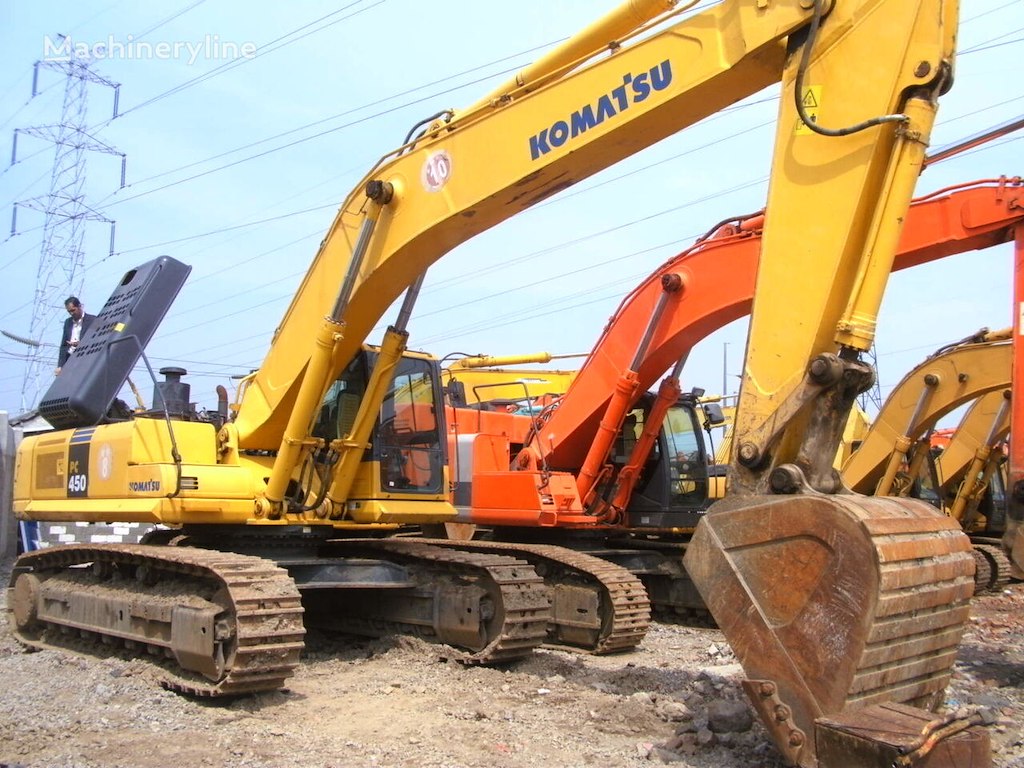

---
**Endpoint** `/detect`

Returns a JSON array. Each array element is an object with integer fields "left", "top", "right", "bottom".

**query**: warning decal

[{"left": 796, "top": 86, "right": 822, "bottom": 135}]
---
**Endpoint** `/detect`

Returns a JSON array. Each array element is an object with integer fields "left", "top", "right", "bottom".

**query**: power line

[
  {"left": 131, "top": 0, "right": 207, "bottom": 41},
  {"left": 960, "top": 35, "right": 1024, "bottom": 55},
  {"left": 91, "top": 201, "right": 337, "bottom": 262},
  {"left": 0, "top": 80, "right": 64, "bottom": 132},
  {"left": 92, "top": 63, "right": 526, "bottom": 211},
  {"left": 92, "top": 0, "right": 386, "bottom": 129},
  {"left": 100, "top": 40, "right": 563, "bottom": 196},
  {"left": 0, "top": 239, "right": 45, "bottom": 277},
  {"left": 963, "top": 0, "right": 1020, "bottom": 25}
]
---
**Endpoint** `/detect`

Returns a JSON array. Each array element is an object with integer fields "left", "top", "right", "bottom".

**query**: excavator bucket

[{"left": 684, "top": 493, "right": 975, "bottom": 768}]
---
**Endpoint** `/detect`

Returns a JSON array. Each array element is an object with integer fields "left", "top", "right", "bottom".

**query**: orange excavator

[{"left": 441, "top": 178, "right": 1024, "bottom": 621}]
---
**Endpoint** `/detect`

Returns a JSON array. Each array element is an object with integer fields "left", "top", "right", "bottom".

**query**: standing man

[{"left": 55, "top": 295, "right": 95, "bottom": 375}]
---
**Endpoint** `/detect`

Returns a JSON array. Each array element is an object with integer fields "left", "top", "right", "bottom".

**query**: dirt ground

[{"left": 1, "top": 556, "right": 1022, "bottom": 768}]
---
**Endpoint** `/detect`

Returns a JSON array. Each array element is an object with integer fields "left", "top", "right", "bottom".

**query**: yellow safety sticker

[
  {"left": 114, "top": 322, "right": 125, "bottom": 332},
  {"left": 795, "top": 86, "right": 822, "bottom": 135}
]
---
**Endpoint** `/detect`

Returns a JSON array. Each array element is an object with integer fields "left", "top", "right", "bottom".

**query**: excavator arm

[{"left": 716, "top": 5, "right": 956, "bottom": 495}]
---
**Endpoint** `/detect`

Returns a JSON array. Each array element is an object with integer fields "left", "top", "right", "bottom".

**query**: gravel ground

[{"left": 1, "top": 556, "right": 1021, "bottom": 768}]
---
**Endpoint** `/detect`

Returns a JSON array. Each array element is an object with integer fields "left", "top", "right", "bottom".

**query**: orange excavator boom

[{"left": 526, "top": 178, "right": 1024, "bottom": 476}]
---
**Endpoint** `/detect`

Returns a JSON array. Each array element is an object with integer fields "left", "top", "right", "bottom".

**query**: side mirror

[
  {"left": 445, "top": 380, "right": 468, "bottom": 407},
  {"left": 702, "top": 402, "right": 725, "bottom": 426}
]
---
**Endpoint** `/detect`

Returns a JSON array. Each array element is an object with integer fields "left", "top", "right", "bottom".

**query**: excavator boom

[{"left": 531, "top": 179, "right": 1024, "bottom": 473}]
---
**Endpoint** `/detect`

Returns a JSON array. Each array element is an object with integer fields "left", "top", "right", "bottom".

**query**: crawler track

[
  {"left": 312, "top": 539, "right": 551, "bottom": 664},
  {"left": 973, "top": 541, "right": 1013, "bottom": 592},
  {"left": 419, "top": 539, "right": 651, "bottom": 653},
  {"left": 8, "top": 544, "right": 305, "bottom": 697}
]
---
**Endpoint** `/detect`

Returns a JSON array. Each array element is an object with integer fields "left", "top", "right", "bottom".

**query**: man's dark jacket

[{"left": 58, "top": 313, "right": 96, "bottom": 367}]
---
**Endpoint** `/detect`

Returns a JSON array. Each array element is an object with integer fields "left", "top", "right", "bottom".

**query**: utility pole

[
  {"left": 722, "top": 342, "right": 728, "bottom": 398},
  {"left": 10, "top": 36, "right": 125, "bottom": 411}
]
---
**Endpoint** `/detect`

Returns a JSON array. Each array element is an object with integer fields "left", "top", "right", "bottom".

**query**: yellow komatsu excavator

[{"left": 10, "top": 1, "right": 979, "bottom": 764}]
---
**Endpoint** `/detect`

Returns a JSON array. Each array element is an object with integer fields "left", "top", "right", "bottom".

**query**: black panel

[{"left": 39, "top": 256, "right": 192, "bottom": 429}]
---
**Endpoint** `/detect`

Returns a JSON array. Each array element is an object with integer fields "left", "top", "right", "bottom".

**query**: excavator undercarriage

[
  {"left": 8, "top": 526, "right": 652, "bottom": 695},
  {"left": 9, "top": 544, "right": 306, "bottom": 696}
]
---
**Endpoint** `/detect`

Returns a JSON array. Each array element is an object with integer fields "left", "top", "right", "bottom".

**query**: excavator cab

[
  {"left": 312, "top": 347, "right": 449, "bottom": 514},
  {"left": 622, "top": 392, "right": 720, "bottom": 530}
]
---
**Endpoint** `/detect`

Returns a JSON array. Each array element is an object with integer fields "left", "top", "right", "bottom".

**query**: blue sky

[{"left": 0, "top": 0, "right": 1021, "bottom": 425}]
